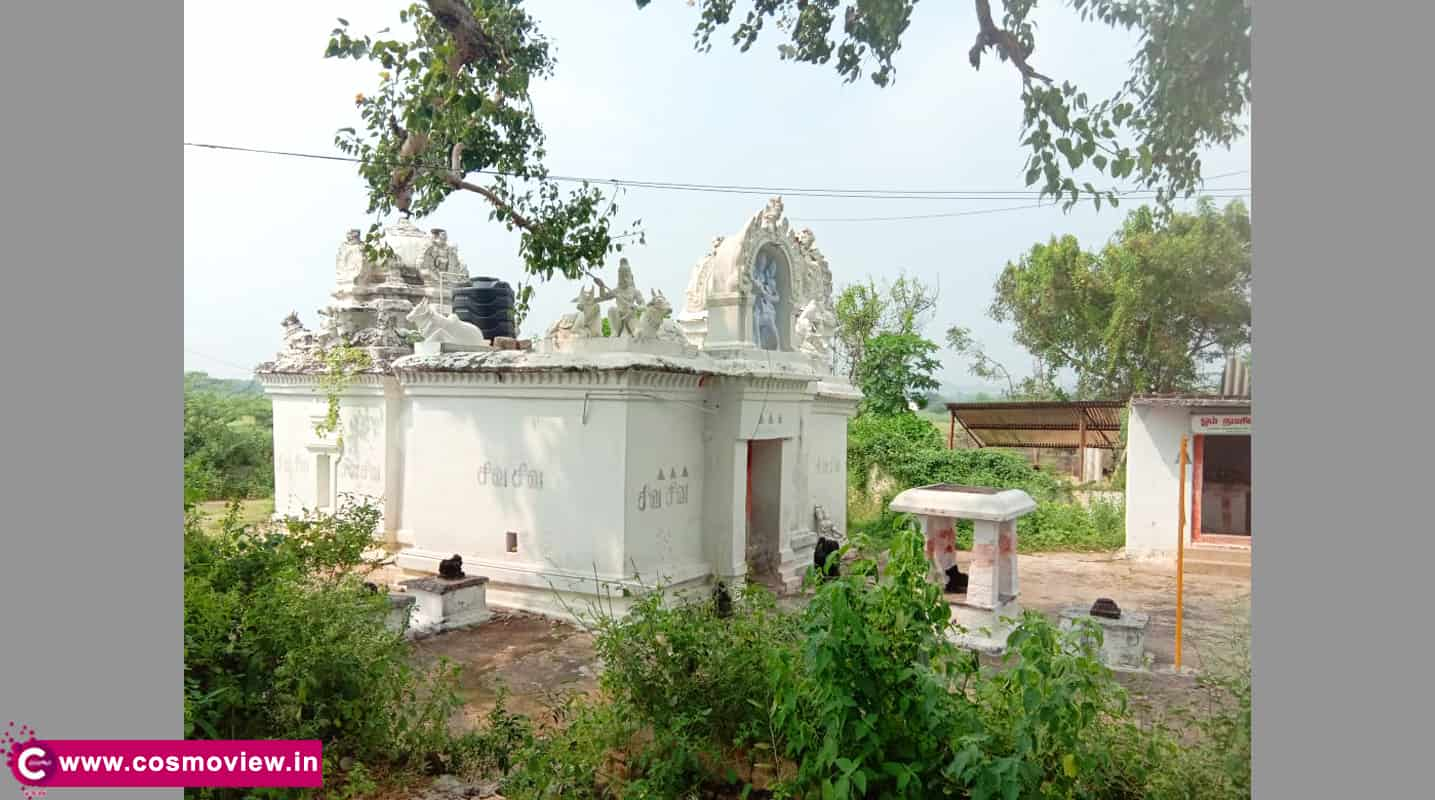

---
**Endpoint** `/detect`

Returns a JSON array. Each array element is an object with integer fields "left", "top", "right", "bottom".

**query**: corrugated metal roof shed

[
  {"left": 1130, "top": 395, "right": 1252, "bottom": 409},
  {"left": 945, "top": 401, "right": 1126, "bottom": 450}
]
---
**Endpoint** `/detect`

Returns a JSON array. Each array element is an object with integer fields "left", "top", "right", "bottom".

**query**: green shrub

[
  {"left": 848, "top": 412, "right": 1064, "bottom": 501},
  {"left": 184, "top": 499, "right": 466, "bottom": 799},
  {"left": 1017, "top": 498, "right": 1126, "bottom": 552},
  {"left": 184, "top": 376, "right": 275, "bottom": 500},
  {"left": 771, "top": 531, "right": 977, "bottom": 798},
  {"left": 848, "top": 410, "right": 1128, "bottom": 552},
  {"left": 524, "top": 528, "right": 1246, "bottom": 800},
  {"left": 592, "top": 582, "right": 798, "bottom": 746}
]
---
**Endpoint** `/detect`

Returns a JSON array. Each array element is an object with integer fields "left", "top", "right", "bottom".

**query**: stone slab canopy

[{"left": 889, "top": 484, "right": 1037, "bottom": 655}]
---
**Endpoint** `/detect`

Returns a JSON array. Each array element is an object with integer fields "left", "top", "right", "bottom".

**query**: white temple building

[{"left": 258, "top": 199, "right": 861, "bottom": 617}]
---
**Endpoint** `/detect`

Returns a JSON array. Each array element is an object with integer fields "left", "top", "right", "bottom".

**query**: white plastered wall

[{"left": 1123, "top": 404, "right": 1195, "bottom": 560}]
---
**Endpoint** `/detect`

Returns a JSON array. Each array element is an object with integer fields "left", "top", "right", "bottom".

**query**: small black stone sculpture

[
  {"left": 944, "top": 564, "right": 969, "bottom": 594},
  {"left": 813, "top": 536, "right": 841, "bottom": 579},
  {"left": 438, "top": 554, "right": 465, "bottom": 579},
  {"left": 1090, "top": 597, "right": 1122, "bottom": 619},
  {"left": 713, "top": 581, "right": 733, "bottom": 618}
]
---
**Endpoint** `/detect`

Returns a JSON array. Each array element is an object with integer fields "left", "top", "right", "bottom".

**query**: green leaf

[{"left": 1063, "top": 753, "right": 1078, "bottom": 777}]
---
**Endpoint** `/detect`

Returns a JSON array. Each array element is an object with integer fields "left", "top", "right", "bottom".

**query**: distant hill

[{"left": 185, "top": 371, "right": 264, "bottom": 397}]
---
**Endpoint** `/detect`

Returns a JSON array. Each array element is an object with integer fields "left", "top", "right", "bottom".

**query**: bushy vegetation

[
  {"left": 182, "top": 497, "right": 1240, "bottom": 800},
  {"left": 492, "top": 529, "right": 1250, "bottom": 799},
  {"left": 183, "top": 498, "right": 527, "bottom": 799},
  {"left": 847, "top": 411, "right": 1126, "bottom": 552},
  {"left": 184, "top": 371, "right": 275, "bottom": 502}
]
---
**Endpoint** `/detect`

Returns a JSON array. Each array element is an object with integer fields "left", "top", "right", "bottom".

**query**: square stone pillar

[
  {"left": 889, "top": 484, "right": 1037, "bottom": 655},
  {"left": 967, "top": 520, "right": 1001, "bottom": 610},
  {"left": 997, "top": 520, "right": 1018, "bottom": 601}
]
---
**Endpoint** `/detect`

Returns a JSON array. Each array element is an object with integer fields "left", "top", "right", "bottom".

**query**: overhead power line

[
  {"left": 793, "top": 190, "right": 1252, "bottom": 223},
  {"left": 185, "top": 348, "right": 257, "bottom": 373},
  {"left": 183, "top": 142, "right": 1249, "bottom": 201}
]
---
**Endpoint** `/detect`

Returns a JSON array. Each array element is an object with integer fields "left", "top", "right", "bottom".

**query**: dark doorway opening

[
  {"left": 1194, "top": 434, "right": 1251, "bottom": 540},
  {"left": 745, "top": 439, "right": 783, "bottom": 582}
]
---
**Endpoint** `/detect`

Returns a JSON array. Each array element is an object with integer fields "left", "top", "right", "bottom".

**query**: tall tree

[
  {"left": 962, "top": 196, "right": 1250, "bottom": 399},
  {"left": 641, "top": 0, "right": 1252, "bottom": 211},
  {"left": 326, "top": 1, "right": 643, "bottom": 320},
  {"left": 833, "top": 273, "right": 938, "bottom": 380},
  {"left": 945, "top": 327, "right": 1067, "bottom": 401},
  {"left": 855, "top": 332, "right": 942, "bottom": 416}
]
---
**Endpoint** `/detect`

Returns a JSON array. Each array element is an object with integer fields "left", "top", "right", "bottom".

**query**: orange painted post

[{"left": 1176, "top": 435, "right": 1189, "bottom": 671}]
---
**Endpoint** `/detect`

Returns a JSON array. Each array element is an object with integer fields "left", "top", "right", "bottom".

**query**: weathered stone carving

[
  {"left": 334, "top": 229, "right": 372, "bottom": 291},
  {"left": 281, "top": 312, "right": 317, "bottom": 353},
  {"left": 546, "top": 284, "right": 603, "bottom": 341},
  {"left": 421, "top": 228, "right": 469, "bottom": 285},
  {"left": 407, "top": 299, "right": 488, "bottom": 346},
  {"left": 814, "top": 504, "right": 842, "bottom": 541}
]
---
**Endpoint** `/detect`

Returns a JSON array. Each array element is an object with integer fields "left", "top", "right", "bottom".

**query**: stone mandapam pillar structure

[{"left": 889, "top": 483, "right": 1036, "bottom": 654}]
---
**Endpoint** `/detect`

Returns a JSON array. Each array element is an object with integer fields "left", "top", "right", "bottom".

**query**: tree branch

[
  {"left": 446, "top": 142, "right": 534, "bottom": 230},
  {"left": 426, "top": 0, "right": 500, "bottom": 73},
  {"left": 969, "top": 0, "right": 1052, "bottom": 84}
]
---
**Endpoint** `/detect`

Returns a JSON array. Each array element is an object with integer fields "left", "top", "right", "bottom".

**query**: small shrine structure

[
  {"left": 257, "top": 199, "right": 861, "bottom": 618},
  {"left": 888, "top": 483, "right": 1037, "bottom": 654}
]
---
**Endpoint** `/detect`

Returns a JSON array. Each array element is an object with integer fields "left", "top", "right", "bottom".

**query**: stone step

[
  {"left": 1182, "top": 548, "right": 1251, "bottom": 579},
  {"left": 1186, "top": 544, "right": 1251, "bottom": 564}
]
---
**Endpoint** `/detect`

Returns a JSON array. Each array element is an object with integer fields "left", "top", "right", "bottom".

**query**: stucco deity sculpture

[
  {"left": 406, "top": 299, "right": 488, "bottom": 346},
  {"left": 593, "top": 258, "right": 645, "bottom": 338},
  {"left": 335, "top": 229, "right": 373, "bottom": 288},
  {"left": 546, "top": 284, "right": 603, "bottom": 340},
  {"left": 752, "top": 250, "right": 781, "bottom": 350},
  {"left": 794, "top": 299, "right": 831, "bottom": 357}
]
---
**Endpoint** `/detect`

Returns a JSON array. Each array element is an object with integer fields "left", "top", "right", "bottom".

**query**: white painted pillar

[
  {"left": 997, "top": 520, "right": 1018, "bottom": 600},
  {"left": 967, "top": 520, "right": 1001, "bottom": 611}
]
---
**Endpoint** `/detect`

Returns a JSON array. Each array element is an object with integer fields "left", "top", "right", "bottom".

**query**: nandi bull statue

[
  {"left": 636, "top": 288, "right": 671, "bottom": 340},
  {"left": 546, "top": 284, "right": 603, "bottom": 341},
  {"left": 406, "top": 299, "right": 489, "bottom": 347}
]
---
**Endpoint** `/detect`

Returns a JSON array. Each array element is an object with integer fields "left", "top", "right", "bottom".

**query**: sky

[{"left": 183, "top": 0, "right": 1250, "bottom": 391}]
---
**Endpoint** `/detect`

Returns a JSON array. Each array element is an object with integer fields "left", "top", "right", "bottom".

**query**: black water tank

[{"left": 453, "top": 277, "right": 517, "bottom": 340}]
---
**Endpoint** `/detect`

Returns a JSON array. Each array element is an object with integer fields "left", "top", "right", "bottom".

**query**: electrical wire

[{"left": 182, "top": 142, "right": 1248, "bottom": 202}]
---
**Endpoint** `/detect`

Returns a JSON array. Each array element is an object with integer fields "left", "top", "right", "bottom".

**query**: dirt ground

[{"left": 405, "top": 551, "right": 1249, "bottom": 729}]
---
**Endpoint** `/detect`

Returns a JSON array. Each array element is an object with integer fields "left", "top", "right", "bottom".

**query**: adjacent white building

[
  {"left": 258, "top": 199, "right": 860, "bottom": 617},
  {"left": 1124, "top": 379, "right": 1252, "bottom": 562}
]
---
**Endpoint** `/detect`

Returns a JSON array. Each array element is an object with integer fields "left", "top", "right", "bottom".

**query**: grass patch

[{"left": 194, "top": 497, "right": 274, "bottom": 535}]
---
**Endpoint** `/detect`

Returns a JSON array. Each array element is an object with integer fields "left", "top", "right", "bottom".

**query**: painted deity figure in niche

[
  {"left": 593, "top": 258, "right": 645, "bottom": 338},
  {"left": 752, "top": 250, "right": 781, "bottom": 350}
]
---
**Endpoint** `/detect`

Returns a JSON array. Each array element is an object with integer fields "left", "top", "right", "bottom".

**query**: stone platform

[{"left": 400, "top": 574, "right": 492, "bottom": 636}]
